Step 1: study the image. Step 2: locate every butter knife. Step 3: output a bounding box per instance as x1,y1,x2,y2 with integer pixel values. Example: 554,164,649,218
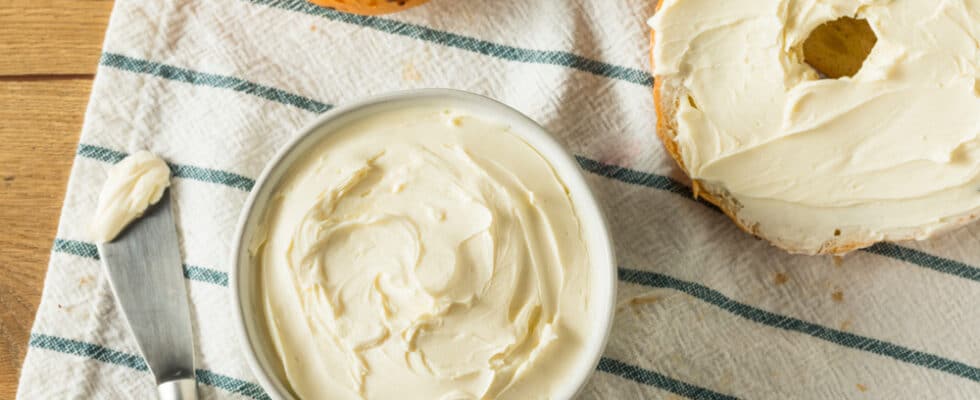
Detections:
98,190,199,400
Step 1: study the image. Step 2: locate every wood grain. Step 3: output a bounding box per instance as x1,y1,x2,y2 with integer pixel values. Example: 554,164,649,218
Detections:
0,78,92,399
0,0,112,396
0,0,114,76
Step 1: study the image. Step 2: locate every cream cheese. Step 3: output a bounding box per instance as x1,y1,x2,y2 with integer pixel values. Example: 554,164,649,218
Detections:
90,151,172,243
650,0,980,252
254,106,591,399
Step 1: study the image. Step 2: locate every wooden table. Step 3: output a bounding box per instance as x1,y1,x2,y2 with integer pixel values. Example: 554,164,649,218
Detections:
0,1,114,396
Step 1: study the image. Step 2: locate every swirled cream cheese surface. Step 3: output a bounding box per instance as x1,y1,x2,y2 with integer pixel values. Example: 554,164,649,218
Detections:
650,0,980,251
254,105,591,399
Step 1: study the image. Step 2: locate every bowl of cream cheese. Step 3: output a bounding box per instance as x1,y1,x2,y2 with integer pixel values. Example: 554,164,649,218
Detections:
230,89,616,400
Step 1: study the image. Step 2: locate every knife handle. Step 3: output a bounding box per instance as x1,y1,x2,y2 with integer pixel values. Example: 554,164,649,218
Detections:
158,378,199,400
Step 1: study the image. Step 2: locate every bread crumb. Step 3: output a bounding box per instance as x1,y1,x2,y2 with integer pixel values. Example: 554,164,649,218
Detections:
856,383,868,392
402,61,422,82
310,25,317,32
840,319,852,330
616,294,660,312
718,371,734,386
629,295,660,306
832,290,844,302
774,273,789,285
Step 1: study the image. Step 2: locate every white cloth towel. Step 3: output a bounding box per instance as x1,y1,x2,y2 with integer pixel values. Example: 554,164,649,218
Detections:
18,0,980,398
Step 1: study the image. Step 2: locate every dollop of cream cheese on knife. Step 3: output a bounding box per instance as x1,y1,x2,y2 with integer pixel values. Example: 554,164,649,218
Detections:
90,151,171,243
253,106,591,399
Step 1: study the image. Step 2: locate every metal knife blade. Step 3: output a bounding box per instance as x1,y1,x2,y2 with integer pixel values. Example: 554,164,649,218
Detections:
98,190,198,399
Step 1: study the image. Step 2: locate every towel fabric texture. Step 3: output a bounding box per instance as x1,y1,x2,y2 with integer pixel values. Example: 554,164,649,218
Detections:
17,0,980,398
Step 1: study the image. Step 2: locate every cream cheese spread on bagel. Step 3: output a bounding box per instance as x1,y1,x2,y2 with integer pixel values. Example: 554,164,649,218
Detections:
650,0,980,253
253,106,591,399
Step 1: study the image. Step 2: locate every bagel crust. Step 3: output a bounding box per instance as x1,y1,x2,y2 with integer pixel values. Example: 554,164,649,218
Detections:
307,0,429,15
650,0,980,255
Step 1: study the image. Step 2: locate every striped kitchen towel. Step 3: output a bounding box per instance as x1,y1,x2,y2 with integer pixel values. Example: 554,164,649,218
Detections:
17,0,980,398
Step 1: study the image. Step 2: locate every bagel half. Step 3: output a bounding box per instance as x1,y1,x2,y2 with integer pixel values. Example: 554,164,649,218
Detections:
649,0,980,255
307,0,429,15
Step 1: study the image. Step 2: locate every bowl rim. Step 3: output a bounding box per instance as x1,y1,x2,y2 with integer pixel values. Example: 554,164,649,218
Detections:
229,88,617,400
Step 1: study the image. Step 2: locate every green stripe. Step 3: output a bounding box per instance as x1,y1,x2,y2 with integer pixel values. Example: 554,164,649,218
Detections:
53,239,228,287
77,144,255,192
243,0,654,87
76,144,127,164
31,333,731,400
576,155,690,196
618,268,980,383
578,157,980,283
865,243,980,282
53,238,101,260
184,265,230,287
195,369,270,400
168,163,254,192
598,357,739,400
99,52,332,114
29,333,270,400
575,155,720,211
30,333,147,371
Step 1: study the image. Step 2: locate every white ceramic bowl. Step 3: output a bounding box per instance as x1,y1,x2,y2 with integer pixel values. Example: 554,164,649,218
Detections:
230,89,616,400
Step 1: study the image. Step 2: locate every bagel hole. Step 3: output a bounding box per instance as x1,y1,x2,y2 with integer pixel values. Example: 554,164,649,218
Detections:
802,17,877,79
